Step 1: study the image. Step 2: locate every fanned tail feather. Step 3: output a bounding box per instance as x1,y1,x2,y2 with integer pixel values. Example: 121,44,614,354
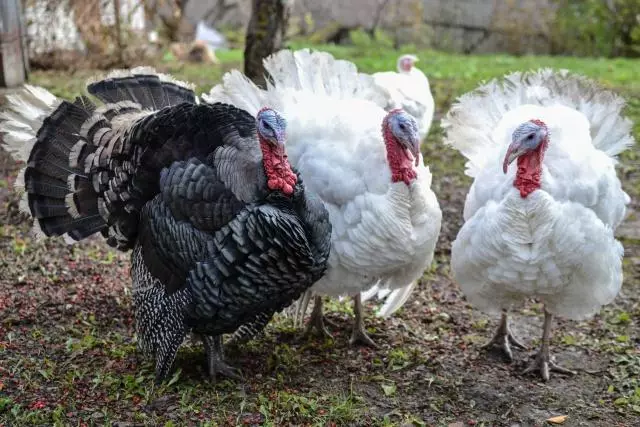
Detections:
442,68,635,177
87,66,197,108
203,48,390,113
0,67,196,248
203,70,267,116
263,49,389,107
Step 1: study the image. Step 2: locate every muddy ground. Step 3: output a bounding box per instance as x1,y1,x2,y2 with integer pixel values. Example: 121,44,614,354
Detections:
0,75,639,427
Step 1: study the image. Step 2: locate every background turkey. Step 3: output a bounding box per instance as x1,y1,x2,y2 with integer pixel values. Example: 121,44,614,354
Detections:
372,54,435,141
204,49,442,348
0,68,331,383
442,68,634,381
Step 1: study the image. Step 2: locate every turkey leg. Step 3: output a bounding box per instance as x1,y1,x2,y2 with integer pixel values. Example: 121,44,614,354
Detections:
349,293,379,348
303,295,335,339
203,335,242,383
294,290,314,327
522,308,576,381
481,310,527,361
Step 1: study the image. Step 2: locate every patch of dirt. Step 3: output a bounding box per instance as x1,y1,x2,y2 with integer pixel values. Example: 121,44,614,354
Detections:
1,91,638,427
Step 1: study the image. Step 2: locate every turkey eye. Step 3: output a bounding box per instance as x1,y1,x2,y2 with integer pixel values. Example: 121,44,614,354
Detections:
527,133,535,140
399,123,406,131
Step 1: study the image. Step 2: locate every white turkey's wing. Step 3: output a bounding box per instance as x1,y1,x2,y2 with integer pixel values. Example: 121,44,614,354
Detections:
331,188,416,276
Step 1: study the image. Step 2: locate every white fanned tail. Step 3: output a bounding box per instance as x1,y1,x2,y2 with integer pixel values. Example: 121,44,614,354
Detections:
441,68,635,178
203,48,390,114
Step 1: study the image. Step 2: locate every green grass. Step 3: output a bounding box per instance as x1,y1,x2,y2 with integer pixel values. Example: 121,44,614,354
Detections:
290,42,640,90
1,42,639,426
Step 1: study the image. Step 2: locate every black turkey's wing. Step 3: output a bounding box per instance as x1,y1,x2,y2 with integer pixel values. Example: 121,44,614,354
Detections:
159,158,246,233
290,180,332,283
138,195,214,292
185,204,319,335
139,192,319,334
126,102,266,208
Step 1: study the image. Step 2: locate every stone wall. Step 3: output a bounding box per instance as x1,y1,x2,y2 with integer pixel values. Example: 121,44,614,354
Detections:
185,0,554,54
20,0,556,57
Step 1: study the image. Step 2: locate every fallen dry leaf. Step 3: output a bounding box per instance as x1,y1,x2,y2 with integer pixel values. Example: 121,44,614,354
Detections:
546,415,568,424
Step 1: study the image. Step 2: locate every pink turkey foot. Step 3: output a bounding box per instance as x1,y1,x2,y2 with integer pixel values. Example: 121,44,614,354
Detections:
521,309,576,381
349,294,379,349
303,296,334,340
482,311,527,361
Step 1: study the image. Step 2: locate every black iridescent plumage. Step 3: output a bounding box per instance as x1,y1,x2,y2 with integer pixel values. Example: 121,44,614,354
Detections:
17,72,331,383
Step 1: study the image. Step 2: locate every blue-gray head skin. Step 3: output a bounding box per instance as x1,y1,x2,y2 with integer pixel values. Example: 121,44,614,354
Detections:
256,107,287,147
385,109,421,166
503,119,549,174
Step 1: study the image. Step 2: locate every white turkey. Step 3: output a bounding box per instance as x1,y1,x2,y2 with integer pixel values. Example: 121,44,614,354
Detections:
0,68,331,383
372,54,435,140
442,68,633,380
204,49,442,347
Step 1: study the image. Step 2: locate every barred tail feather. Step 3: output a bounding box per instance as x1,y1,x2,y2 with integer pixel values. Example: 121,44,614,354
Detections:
0,67,198,248
87,66,197,109
0,92,109,243
0,85,62,204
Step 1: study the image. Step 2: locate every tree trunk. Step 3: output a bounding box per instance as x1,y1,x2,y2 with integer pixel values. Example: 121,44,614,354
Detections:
244,0,291,87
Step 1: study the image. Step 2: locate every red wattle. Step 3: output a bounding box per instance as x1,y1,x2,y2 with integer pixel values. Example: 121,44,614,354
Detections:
260,140,297,196
512,119,549,198
382,117,418,185
514,139,547,198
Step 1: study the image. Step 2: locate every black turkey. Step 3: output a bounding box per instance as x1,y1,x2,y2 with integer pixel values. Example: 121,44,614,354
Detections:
0,67,331,383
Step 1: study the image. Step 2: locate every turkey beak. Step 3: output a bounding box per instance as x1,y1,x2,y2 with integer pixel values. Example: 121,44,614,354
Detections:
411,138,420,167
275,131,287,149
409,136,421,167
503,141,524,174
268,131,286,149
272,131,287,161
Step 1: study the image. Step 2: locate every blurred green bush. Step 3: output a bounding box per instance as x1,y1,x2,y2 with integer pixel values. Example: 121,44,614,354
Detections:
550,0,639,57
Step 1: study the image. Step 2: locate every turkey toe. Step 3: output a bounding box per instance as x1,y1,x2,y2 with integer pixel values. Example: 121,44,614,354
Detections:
303,296,334,340
481,313,526,361
303,313,334,340
349,325,379,348
207,358,243,383
522,350,576,381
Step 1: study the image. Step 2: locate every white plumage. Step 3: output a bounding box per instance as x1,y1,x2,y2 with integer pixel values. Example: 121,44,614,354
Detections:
204,49,442,346
372,54,435,140
443,68,633,380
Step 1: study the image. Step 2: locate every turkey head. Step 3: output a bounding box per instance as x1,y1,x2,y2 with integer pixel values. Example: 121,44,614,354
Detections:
256,107,297,196
503,119,549,198
382,109,421,185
